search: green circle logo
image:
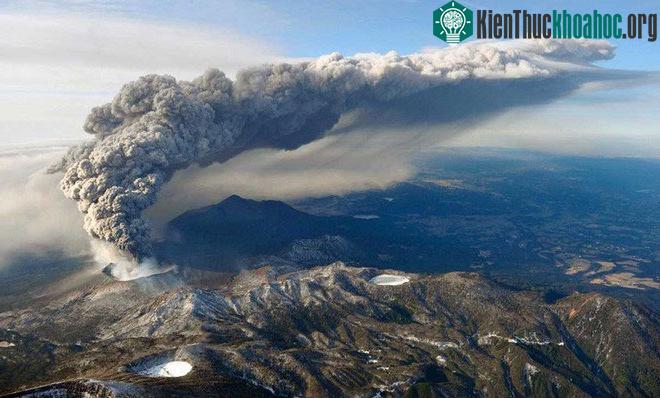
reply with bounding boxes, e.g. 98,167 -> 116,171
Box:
433,1 -> 473,44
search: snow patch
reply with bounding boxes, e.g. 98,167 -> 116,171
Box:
478,332 -> 564,347
0,341 -> 15,348
234,371 -> 276,395
524,363 -> 539,387
374,380 -> 410,395
369,274 -> 410,286
402,335 -> 458,350
525,363 -> 539,375
478,332 -> 516,345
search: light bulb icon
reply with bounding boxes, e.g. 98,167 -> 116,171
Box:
441,8 -> 466,44
433,1 -> 473,44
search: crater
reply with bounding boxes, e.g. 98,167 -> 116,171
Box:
369,274 -> 410,286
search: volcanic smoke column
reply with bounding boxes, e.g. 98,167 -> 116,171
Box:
50,40 -> 614,261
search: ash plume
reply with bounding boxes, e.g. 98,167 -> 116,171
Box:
50,40 -> 615,260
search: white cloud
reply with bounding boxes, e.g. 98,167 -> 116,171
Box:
443,80 -> 660,157
0,11 -> 283,145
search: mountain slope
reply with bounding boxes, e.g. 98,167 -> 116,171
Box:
1,263 -> 657,397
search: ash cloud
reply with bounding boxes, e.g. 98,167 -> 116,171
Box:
51,40 -> 616,260
0,146 -> 88,267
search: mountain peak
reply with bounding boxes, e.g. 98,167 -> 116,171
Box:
220,194 -> 254,205
170,194 -> 304,225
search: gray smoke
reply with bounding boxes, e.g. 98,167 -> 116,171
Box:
50,40 -> 615,260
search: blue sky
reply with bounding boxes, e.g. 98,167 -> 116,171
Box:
0,0 -> 658,155
3,0 -> 659,68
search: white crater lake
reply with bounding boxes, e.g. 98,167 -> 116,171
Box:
143,361 -> 192,377
369,274 -> 410,286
